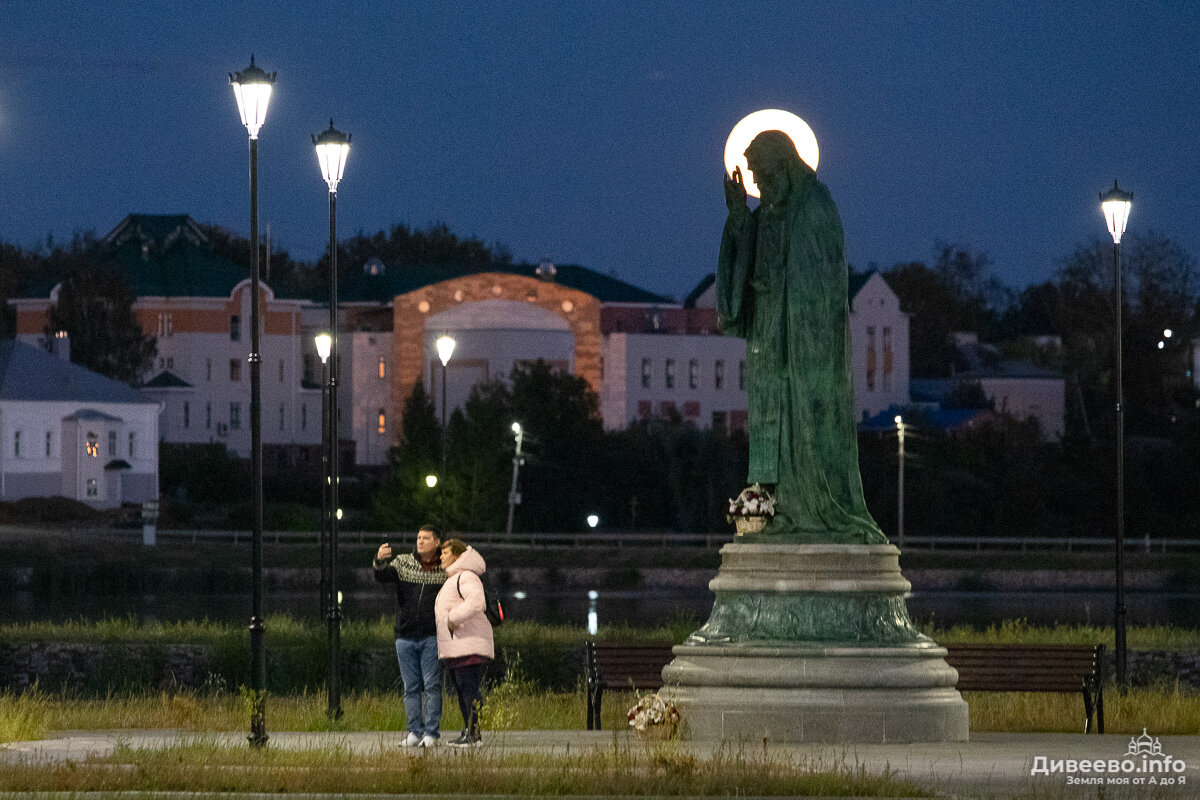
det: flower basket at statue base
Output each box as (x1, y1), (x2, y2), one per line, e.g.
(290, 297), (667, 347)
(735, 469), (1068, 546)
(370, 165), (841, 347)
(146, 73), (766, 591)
(728, 483), (775, 536)
(628, 692), (681, 742)
(734, 515), (769, 536)
(634, 720), (679, 742)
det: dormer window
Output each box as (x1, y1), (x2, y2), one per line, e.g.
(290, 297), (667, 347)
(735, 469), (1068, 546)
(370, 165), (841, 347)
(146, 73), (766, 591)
(536, 260), (557, 281)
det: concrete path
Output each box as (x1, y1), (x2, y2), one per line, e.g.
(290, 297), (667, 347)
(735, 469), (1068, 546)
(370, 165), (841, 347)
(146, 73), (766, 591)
(4, 729), (1199, 798)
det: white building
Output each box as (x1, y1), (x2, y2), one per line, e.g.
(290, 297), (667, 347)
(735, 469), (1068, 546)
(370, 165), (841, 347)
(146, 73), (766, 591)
(0, 340), (159, 507)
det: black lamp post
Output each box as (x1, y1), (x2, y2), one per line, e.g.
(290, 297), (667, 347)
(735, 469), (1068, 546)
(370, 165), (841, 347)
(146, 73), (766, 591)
(314, 333), (331, 619)
(314, 120), (350, 719)
(435, 335), (456, 522)
(1101, 179), (1133, 686)
(229, 54), (274, 750)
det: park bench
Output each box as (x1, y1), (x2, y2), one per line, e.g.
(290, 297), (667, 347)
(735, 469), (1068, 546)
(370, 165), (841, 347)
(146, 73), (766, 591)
(585, 641), (674, 730)
(944, 643), (1106, 733)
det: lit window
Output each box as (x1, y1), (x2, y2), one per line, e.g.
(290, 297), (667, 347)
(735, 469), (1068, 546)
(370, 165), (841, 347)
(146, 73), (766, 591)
(85, 432), (98, 458)
(378, 357), (386, 379)
(377, 409), (387, 434)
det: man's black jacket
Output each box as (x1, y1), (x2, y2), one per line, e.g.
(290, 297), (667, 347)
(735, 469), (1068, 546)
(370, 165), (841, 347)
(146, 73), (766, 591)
(373, 551), (447, 639)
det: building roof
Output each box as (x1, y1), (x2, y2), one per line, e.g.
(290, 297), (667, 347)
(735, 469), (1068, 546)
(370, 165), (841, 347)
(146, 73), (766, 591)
(684, 274), (715, 308)
(63, 409), (125, 422)
(141, 370), (193, 389)
(15, 214), (281, 301)
(337, 260), (675, 305)
(0, 341), (148, 404)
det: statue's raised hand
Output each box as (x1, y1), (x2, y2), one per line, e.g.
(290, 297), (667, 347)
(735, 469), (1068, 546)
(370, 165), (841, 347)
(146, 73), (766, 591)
(724, 166), (748, 214)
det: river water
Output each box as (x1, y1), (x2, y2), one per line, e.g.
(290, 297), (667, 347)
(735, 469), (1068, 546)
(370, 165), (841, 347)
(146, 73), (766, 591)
(6, 587), (1199, 631)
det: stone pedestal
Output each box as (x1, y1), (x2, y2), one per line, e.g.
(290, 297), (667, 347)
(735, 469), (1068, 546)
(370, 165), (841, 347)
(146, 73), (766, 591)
(662, 543), (968, 743)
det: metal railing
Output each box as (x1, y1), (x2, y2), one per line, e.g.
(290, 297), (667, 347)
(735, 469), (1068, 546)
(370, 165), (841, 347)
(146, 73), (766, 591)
(141, 528), (1200, 553)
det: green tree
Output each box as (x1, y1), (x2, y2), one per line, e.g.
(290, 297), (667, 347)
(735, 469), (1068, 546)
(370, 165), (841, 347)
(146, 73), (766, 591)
(44, 265), (156, 383)
(373, 379), (442, 529)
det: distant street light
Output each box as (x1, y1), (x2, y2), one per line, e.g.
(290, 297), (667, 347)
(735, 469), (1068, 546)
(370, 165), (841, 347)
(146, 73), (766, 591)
(1101, 179), (1133, 686)
(425, 474), (438, 488)
(1164, 329), (1174, 338)
(895, 415), (905, 547)
(314, 119), (350, 721)
(314, 333), (331, 625)
(435, 335), (456, 522)
(505, 422), (525, 538)
(230, 53), (275, 750)
(587, 514), (600, 529)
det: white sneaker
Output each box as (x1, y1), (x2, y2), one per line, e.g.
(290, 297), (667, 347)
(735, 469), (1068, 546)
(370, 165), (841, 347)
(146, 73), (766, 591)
(419, 734), (439, 747)
(400, 732), (421, 747)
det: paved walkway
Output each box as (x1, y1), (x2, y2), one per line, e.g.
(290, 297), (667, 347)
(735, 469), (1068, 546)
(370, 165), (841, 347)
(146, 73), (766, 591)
(4, 729), (1199, 797)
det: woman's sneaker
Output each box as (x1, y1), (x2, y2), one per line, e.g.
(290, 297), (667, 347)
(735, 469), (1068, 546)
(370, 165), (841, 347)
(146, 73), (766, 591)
(447, 731), (481, 748)
(400, 732), (421, 747)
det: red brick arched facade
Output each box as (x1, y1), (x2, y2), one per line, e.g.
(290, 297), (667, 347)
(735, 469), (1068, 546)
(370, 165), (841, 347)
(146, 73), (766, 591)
(391, 273), (601, 434)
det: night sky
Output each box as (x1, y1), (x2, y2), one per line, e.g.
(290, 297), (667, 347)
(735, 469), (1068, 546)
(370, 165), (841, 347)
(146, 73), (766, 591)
(2, 2), (1196, 301)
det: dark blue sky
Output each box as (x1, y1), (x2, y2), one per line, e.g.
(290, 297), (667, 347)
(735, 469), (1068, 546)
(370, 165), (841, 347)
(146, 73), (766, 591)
(2, 2), (1196, 301)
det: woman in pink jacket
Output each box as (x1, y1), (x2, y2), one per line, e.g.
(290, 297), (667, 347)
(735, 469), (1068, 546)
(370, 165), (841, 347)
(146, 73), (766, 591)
(435, 538), (494, 747)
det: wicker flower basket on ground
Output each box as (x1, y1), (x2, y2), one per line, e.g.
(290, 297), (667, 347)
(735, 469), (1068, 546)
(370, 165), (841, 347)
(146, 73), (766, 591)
(734, 515), (768, 535)
(634, 722), (679, 742)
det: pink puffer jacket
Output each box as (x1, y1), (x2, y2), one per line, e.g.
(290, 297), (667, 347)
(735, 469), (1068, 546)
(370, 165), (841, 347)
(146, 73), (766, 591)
(434, 546), (495, 661)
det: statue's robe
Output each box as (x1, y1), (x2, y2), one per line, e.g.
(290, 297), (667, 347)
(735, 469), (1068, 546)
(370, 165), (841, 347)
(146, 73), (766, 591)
(717, 171), (886, 544)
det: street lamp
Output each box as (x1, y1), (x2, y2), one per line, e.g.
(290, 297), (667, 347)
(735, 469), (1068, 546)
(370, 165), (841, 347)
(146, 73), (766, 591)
(314, 119), (350, 720)
(229, 54), (275, 750)
(1101, 179), (1133, 686)
(894, 415), (905, 547)
(505, 422), (525, 537)
(587, 514), (599, 529)
(425, 474), (438, 488)
(435, 335), (456, 521)
(314, 333), (331, 623)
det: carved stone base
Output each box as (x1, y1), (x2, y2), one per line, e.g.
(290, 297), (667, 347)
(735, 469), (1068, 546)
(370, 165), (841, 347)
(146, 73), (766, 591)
(663, 543), (969, 743)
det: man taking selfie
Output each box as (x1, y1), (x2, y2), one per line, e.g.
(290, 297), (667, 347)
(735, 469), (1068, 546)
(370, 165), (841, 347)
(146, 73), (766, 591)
(373, 525), (448, 747)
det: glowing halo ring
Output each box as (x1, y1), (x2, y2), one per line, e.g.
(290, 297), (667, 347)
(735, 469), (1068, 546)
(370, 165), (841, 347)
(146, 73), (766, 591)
(723, 109), (820, 199)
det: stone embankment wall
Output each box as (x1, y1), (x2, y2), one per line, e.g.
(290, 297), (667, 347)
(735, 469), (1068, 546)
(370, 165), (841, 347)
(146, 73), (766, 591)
(2, 641), (1198, 694)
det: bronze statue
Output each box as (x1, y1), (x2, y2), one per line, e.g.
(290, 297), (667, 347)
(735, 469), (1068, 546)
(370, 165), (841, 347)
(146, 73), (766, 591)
(718, 130), (885, 544)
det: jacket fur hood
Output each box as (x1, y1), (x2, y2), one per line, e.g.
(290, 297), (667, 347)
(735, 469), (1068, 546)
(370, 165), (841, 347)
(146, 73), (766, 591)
(446, 546), (486, 578)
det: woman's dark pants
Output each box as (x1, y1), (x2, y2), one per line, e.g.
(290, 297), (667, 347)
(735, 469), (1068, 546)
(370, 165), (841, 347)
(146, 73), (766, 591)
(446, 662), (488, 739)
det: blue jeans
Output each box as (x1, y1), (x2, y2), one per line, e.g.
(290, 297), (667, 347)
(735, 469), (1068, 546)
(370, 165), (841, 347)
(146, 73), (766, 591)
(395, 636), (442, 738)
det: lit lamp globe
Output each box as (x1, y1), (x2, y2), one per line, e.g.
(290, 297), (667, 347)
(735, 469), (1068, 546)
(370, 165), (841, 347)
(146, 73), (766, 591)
(229, 55), (275, 139)
(1100, 181), (1133, 244)
(724, 109), (820, 199)
(313, 121), (351, 193)
(511, 422), (522, 434)
(436, 335), (456, 367)
(587, 514), (599, 529)
(314, 333), (331, 364)
(425, 475), (438, 489)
